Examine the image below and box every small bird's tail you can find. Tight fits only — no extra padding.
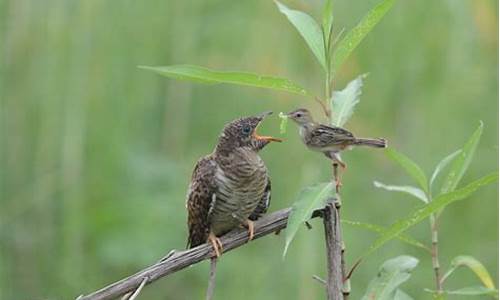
[354,138,387,148]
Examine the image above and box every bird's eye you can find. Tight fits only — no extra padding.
[296,113,302,118]
[242,126,252,135]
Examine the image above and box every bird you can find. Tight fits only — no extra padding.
[286,108,387,188]
[186,111,281,257]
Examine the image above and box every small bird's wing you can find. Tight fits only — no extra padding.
[307,124,355,147]
[186,155,217,248]
[249,177,271,221]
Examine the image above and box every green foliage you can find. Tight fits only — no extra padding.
[275,1,327,70]
[426,286,499,297]
[361,256,418,300]
[322,0,334,50]
[283,182,334,257]
[441,122,483,194]
[429,149,461,192]
[330,74,366,127]
[341,220,429,252]
[373,181,428,203]
[139,65,308,95]
[441,256,497,290]
[332,0,397,72]
[394,289,414,300]
[362,173,498,259]
[385,148,429,193]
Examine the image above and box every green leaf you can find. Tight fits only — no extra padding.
[394,289,414,300]
[278,112,289,134]
[361,256,419,300]
[322,0,334,49]
[373,181,428,203]
[283,182,334,257]
[332,0,397,72]
[359,173,498,259]
[426,287,498,297]
[275,1,327,70]
[441,122,483,194]
[342,220,429,252]
[429,149,461,192]
[386,148,429,193]
[441,256,496,289]
[139,65,308,95]
[330,74,366,127]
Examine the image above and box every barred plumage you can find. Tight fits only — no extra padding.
[186,112,279,254]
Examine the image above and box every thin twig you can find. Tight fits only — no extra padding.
[206,258,217,300]
[77,207,324,300]
[312,275,326,286]
[126,277,147,300]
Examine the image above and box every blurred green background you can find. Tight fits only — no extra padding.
[1,0,498,299]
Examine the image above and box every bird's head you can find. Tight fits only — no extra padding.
[216,111,282,153]
[286,108,314,126]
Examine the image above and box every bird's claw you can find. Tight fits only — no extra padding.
[208,232,223,258]
[242,220,255,242]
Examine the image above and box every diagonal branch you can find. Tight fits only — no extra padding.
[77,207,326,300]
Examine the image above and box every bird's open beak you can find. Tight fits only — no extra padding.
[253,111,282,143]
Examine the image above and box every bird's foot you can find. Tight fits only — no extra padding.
[242,219,255,241]
[335,177,343,192]
[208,232,223,258]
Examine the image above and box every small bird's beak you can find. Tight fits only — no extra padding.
[253,111,282,143]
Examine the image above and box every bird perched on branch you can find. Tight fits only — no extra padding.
[286,108,387,188]
[186,111,281,257]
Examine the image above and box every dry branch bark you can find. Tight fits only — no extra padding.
[77,207,333,300]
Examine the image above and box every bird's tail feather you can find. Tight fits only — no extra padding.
[354,138,387,148]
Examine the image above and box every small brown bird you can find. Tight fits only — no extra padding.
[287,108,387,187]
[186,111,281,257]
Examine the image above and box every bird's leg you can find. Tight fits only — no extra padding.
[330,152,346,192]
[208,232,223,258]
[241,219,255,241]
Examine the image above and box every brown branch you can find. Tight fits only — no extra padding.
[77,207,325,300]
[323,200,343,300]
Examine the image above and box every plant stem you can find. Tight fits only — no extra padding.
[430,213,442,294]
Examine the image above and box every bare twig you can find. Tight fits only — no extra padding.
[206,258,217,300]
[322,201,343,300]
[122,277,147,300]
[312,275,326,286]
[77,207,324,300]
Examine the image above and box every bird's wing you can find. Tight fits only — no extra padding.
[307,124,355,147]
[249,177,271,221]
[186,155,217,248]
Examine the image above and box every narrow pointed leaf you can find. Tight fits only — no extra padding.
[275,1,327,70]
[441,256,496,289]
[283,182,334,257]
[426,287,499,296]
[139,65,308,95]
[332,0,397,72]
[429,149,461,191]
[342,220,429,252]
[360,173,498,259]
[330,74,366,126]
[373,181,428,203]
[386,148,429,193]
[322,0,334,49]
[361,256,419,300]
[441,122,483,194]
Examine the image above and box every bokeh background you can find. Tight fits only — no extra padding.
[1,0,498,299]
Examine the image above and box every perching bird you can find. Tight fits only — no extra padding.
[186,111,281,257]
[286,108,387,187]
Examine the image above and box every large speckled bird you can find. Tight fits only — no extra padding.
[186,111,281,257]
[286,108,387,187]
